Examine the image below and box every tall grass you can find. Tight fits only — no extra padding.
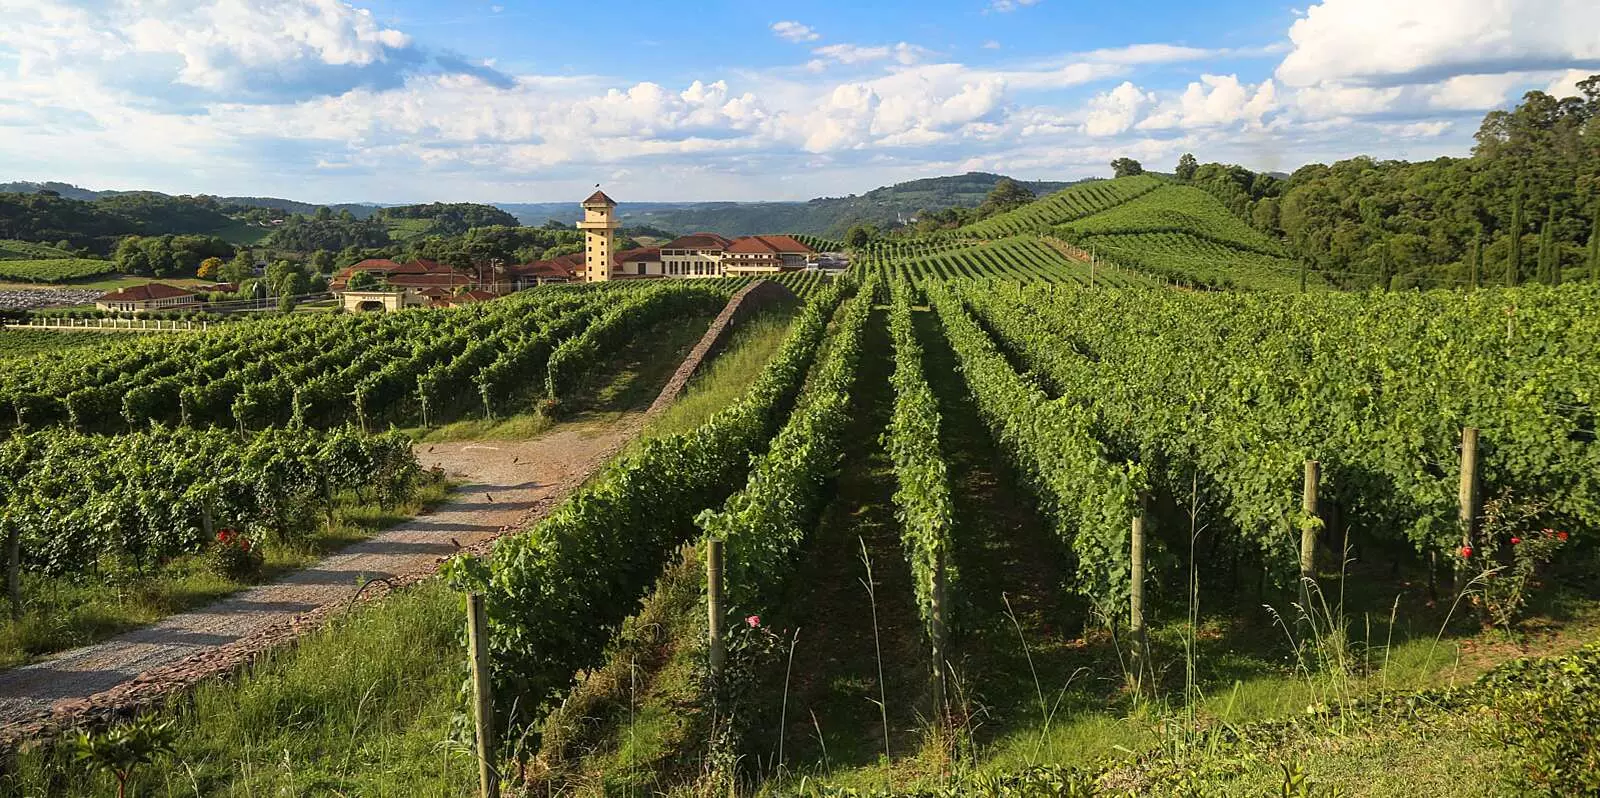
[4,581,477,797]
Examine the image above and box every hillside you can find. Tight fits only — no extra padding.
[501,172,1088,236]
[0,182,379,219]
[948,175,1313,290]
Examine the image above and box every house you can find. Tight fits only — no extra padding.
[331,257,488,312]
[95,283,197,313]
[614,247,663,278]
[659,233,734,278]
[507,252,582,289]
[722,235,815,275]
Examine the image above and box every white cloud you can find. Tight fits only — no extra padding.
[1082,82,1155,137]
[982,40,1002,50]
[1544,68,1595,97]
[1277,0,1600,88]
[809,42,929,69]
[771,21,820,43]
[989,0,1042,12]
[0,0,415,94]
[1139,75,1278,130]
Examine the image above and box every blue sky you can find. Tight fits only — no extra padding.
[0,0,1595,203]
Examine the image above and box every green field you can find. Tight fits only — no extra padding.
[209,219,272,245]
[0,330,124,360]
[384,217,437,241]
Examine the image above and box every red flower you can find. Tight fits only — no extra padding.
[216,528,236,544]
[1558,531,1569,541]
[1460,545,1474,559]
[1510,537,1521,545]
[745,615,761,628]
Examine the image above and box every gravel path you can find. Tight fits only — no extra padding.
[0,421,639,722]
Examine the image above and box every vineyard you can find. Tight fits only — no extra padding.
[857,236,1154,287]
[0,258,117,283]
[4,236,1599,798]
[0,280,728,433]
[956,174,1164,238]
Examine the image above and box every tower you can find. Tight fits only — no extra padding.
[579,189,619,282]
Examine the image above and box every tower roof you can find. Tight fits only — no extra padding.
[582,189,617,207]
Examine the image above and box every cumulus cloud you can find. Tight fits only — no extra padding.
[1277,0,1600,87]
[1082,82,1156,136]
[771,21,820,43]
[0,0,507,101]
[1139,75,1278,130]
[808,42,929,70]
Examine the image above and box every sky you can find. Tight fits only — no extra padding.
[0,0,1597,204]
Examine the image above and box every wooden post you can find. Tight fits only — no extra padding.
[1458,427,1481,547]
[707,538,726,683]
[467,593,499,798]
[930,549,948,719]
[1129,503,1149,692]
[1300,460,1321,609]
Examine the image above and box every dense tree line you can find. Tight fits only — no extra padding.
[880,178,1041,239]
[267,208,391,252]
[376,202,519,235]
[1171,74,1600,287]
[113,235,235,277]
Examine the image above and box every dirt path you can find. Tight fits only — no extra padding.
[0,422,638,722]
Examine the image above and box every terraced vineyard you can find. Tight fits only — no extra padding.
[858,235,1154,287]
[956,174,1163,238]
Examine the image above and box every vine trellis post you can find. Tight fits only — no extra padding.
[466,593,499,798]
[1300,460,1321,612]
[706,538,726,683]
[1129,498,1151,693]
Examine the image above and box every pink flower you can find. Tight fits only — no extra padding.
[1510,537,1521,545]
[745,615,761,628]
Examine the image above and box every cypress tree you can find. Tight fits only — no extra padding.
[1470,227,1483,289]
[1542,208,1559,285]
[1589,204,1599,282]
[1507,186,1524,286]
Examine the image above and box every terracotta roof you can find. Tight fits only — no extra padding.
[583,190,617,207]
[614,247,660,264]
[349,258,403,272]
[751,234,813,254]
[663,233,733,250]
[725,237,781,254]
[416,287,450,297]
[97,283,196,302]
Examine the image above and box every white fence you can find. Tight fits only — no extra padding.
[3,318,211,332]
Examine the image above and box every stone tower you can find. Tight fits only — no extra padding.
[578,189,619,282]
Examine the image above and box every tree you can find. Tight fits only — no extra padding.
[1507,186,1524,286]
[346,271,381,290]
[309,250,335,274]
[1110,158,1144,178]
[1470,227,1484,289]
[844,224,880,249]
[220,251,254,284]
[1538,208,1557,285]
[979,178,1036,217]
[1589,204,1600,281]
[1175,153,1199,181]
[196,256,223,280]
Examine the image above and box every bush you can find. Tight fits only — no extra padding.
[205,528,263,581]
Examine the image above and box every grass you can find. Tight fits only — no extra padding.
[385,218,438,241]
[3,580,478,797]
[0,330,123,359]
[0,478,453,670]
[638,303,800,442]
[209,219,272,246]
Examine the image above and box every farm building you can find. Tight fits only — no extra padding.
[95,283,197,312]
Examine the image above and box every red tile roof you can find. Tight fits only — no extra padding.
[614,247,660,264]
[725,237,781,254]
[349,258,403,272]
[97,283,196,302]
[663,233,732,250]
[750,234,813,254]
[583,190,617,206]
